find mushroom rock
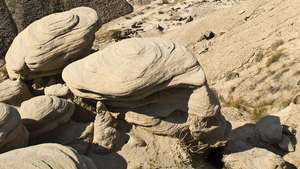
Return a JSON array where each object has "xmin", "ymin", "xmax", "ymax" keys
[
  {"xmin": 62, "ymin": 38, "xmax": 206, "ymax": 101},
  {"xmin": 63, "ymin": 37, "xmax": 227, "ymax": 150},
  {"xmin": 0, "ymin": 143, "xmax": 97, "ymax": 169},
  {"xmin": 19, "ymin": 95, "xmax": 75, "ymax": 138},
  {"xmin": 5, "ymin": 7, "xmax": 100, "ymax": 80},
  {"xmin": 0, "ymin": 103, "xmax": 28, "ymax": 153},
  {"xmin": 0, "ymin": 79, "xmax": 31, "ymax": 105}
]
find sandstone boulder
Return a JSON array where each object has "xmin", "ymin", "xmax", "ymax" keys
[
  {"xmin": 223, "ymin": 147, "xmax": 287, "ymax": 169},
  {"xmin": 0, "ymin": 79, "xmax": 31, "ymax": 105},
  {"xmin": 0, "ymin": 103, "xmax": 28, "ymax": 153},
  {"xmin": 5, "ymin": 7, "xmax": 100, "ymax": 79},
  {"xmin": 63, "ymin": 37, "xmax": 227, "ymax": 151},
  {"xmin": 0, "ymin": 143, "xmax": 97, "ymax": 169},
  {"xmin": 44, "ymin": 83, "xmax": 70, "ymax": 97},
  {"xmin": 63, "ymin": 38, "xmax": 206, "ymax": 101},
  {"xmin": 19, "ymin": 96, "xmax": 75, "ymax": 138}
]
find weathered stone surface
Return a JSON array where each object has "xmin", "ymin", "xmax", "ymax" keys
[
  {"xmin": 4, "ymin": 0, "xmax": 132, "ymax": 31},
  {"xmin": 0, "ymin": 0, "xmax": 17, "ymax": 58},
  {"xmin": 92, "ymin": 102, "xmax": 118, "ymax": 152},
  {"xmin": 19, "ymin": 96, "xmax": 75, "ymax": 138},
  {"xmin": 5, "ymin": 7, "xmax": 100, "ymax": 79},
  {"xmin": 63, "ymin": 38, "xmax": 206, "ymax": 101},
  {"xmin": 44, "ymin": 83, "xmax": 70, "ymax": 97},
  {"xmin": 0, "ymin": 143, "xmax": 97, "ymax": 169},
  {"xmin": 0, "ymin": 103, "xmax": 28, "ymax": 153},
  {"xmin": 223, "ymin": 147, "xmax": 287, "ymax": 169},
  {"xmin": 63, "ymin": 37, "xmax": 227, "ymax": 151},
  {"xmin": 0, "ymin": 79, "xmax": 31, "ymax": 105}
]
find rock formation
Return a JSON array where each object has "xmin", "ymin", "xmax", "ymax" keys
[
  {"xmin": 223, "ymin": 147, "xmax": 287, "ymax": 169},
  {"xmin": 5, "ymin": 7, "xmax": 100, "ymax": 80},
  {"xmin": 0, "ymin": 103, "xmax": 28, "ymax": 153},
  {"xmin": 63, "ymin": 38, "xmax": 206, "ymax": 101},
  {"xmin": 44, "ymin": 83, "xmax": 70, "ymax": 97},
  {"xmin": 19, "ymin": 96, "xmax": 75, "ymax": 138},
  {"xmin": 0, "ymin": 79, "xmax": 31, "ymax": 105},
  {"xmin": 63, "ymin": 37, "xmax": 227, "ymax": 154},
  {"xmin": 0, "ymin": 143, "xmax": 97, "ymax": 169}
]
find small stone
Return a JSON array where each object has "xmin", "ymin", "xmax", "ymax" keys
[
  {"xmin": 185, "ymin": 16, "xmax": 194, "ymax": 23},
  {"xmin": 204, "ymin": 31, "xmax": 215, "ymax": 40},
  {"xmin": 157, "ymin": 24, "xmax": 164, "ymax": 32},
  {"xmin": 293, "ymin": 95, "xmax": 300, "ymax": 104},
  {"xmin": 225, "ymin": 71, "xmax": 240, "ymax": 81},
  {"xmin": 239, "ymin": 10, "xmax": 246, "ymax": 15},
  {"xmin": 131, "ymin": 21, "xmax": 143, "ymax": 29},
  {"xmin": 44, "ymin": 84, "xmax": 70, "ymax": 97}
]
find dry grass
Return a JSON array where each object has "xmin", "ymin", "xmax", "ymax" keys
[
  {"xmin": 265, "ymin": 49, "xmax": 286, "ymax": 67},
  {"xmin": 219, "ymin": 95, "xmax": 269, "ymax": 120}
]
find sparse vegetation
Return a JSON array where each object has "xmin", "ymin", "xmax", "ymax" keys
[{"xmin": 265, "ymin": 49, "xmax": 286, "ymax": 67}]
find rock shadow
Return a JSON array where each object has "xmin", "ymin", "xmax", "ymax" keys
[{"xmin": 225, "ymin": 115, "xmax": 298, "ymax": 169}]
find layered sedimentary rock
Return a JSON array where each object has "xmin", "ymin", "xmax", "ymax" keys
[
  {"xmin": 19, "ymin": 96, "xmax": 75, "ymax": 138},
  {"xmin": 0, "ymin": 103, "xmax": 28, "ymax": 153},
  {"xmin": 0, "ymin": 79, "xmax": 31, "ymax": 105},
  {"xmin": 0, "ymin": 143, "xmax": 97, "ymax": 169},
  {"xmin": 4, "ymin": 0, "xmax": 132, "ymax": 31},
  {"xmin": 0, "ymin": 0, "xmax": 17, "ymax": 58},
  {"xmin": 5, "ymin": 7, "xmax": 100, "ymax": 79},
  {"xmin": 63, "ymin": 38, "xmax": 227, "ymax": 150},
  {"xmin": 63, "ymin": 38, "xmax": 206, "ymax": 101},
  {"xmin": 44, "ymin": 83, "xmax": 70, "ymax": 97}
]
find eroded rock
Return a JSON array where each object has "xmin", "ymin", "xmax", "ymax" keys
[
  {"xmin": 5, "ymin": 7, "xmax": 100, "ymax": 79},
  {"xmin": 223, "ymin": 147, "xmax": 287, "ymax": 169},
  {"xmin": 0, "ymin": 103, "xmax": 28, "ymax": 153},
  {"xmin": 19, "ymin": 96, "xmax": 75, "ymax": 138},
  {"xmin": 44, "ymin": 83, "xmax": 70, "ymax": 97},
  {"xmin": 0, "ymin": 79, "xmax": 31, "ymax": 105},
  {"xmin": 0, "ymin": 143, "xmax": 97, "ymax": 169},
  {"xmin": 63, "ymin": 38, "xmax": 206, "ymax": 101}
]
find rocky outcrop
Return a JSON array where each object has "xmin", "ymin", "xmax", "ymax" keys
[
  {"xmin": 0, "ymin": 143, "xmax": 97, "ymax": 169},
  {"xmin": 63, "ymin": 38, "xmax": 206, "ymax": 101},
  {"xmin": 0, "ymin": 0, "xmax": 17, "ymax": 58},
  {"xmin": 223, "ymin": 147, "xmax": 287, "ymax": 169},
  {"xmin": 19, "ymin": 96, "xmax": 75, "ymax": 138},
  {"xmin": 63, "ymin": 37, "xmax": 227, "ymax": 153},
  {"xmin": 0, "ymin": 103, "xmax": 28, "ymax": 153},
  {"xmin": 5, "ymin": 7, "xmax": 100, "ymax": 80},
  {"xmin": 4, "ymin": 0, "xmax": 132, "ymax": 31},
  {"xmin": 0, "ymin": 79, "xmax": 31, "ymax": 105}
]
